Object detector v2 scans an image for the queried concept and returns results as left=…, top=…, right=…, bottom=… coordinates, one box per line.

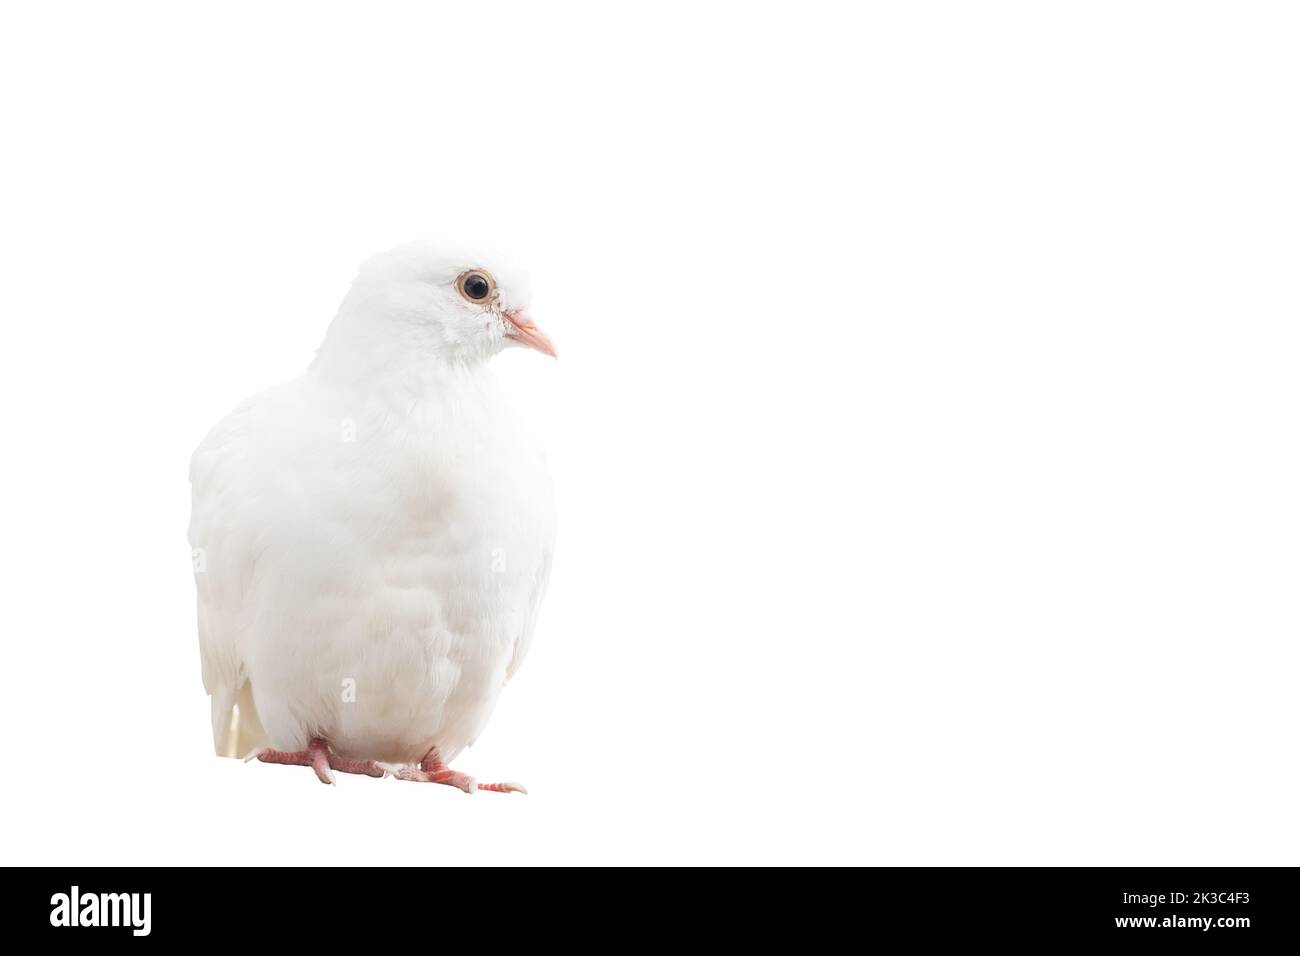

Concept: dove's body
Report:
left=188, top=242, right=556, bottom=782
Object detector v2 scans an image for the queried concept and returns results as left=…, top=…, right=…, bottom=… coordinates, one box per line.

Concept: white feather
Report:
left=188, top=241, right=555, bottom=764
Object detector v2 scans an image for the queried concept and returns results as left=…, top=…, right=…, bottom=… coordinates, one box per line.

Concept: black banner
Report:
left=6, top=867, right=1294, bottom=944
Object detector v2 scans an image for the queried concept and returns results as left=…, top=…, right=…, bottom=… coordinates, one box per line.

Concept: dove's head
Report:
left=314, top=240, right=556, bottom=380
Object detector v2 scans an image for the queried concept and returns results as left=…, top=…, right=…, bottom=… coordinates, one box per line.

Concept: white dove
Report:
left=188, top=241, right=556, bottom=793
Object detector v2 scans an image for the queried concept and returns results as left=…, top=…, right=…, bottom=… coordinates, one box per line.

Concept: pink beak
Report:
left=503, top=310, right=557, bottom=358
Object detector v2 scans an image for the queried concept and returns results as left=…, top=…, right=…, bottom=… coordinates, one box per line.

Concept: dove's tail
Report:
left=211, top=680, right=270, bottom=759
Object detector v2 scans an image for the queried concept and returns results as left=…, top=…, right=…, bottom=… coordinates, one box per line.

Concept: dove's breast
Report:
left=199, top=374, right=555, bottom=764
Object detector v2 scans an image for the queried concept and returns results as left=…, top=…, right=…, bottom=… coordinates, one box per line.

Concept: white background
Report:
left=1, top=2, right=1296, bottom=866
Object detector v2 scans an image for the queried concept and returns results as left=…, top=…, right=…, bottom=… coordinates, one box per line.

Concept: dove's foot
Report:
left=255, top=737, right=386, bottom=785
left=391, top=746, right=527, bottom=795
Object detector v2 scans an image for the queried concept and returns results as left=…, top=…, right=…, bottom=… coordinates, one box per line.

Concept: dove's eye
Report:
left=456, top=270, right=495, bottom=304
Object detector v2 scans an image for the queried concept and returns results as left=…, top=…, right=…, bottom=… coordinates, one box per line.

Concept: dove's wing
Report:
left=187, top=388, right=281, bottom=757
left=506, top=537, right=554, bottom=683
left=503, top=444, right=557, bottom=683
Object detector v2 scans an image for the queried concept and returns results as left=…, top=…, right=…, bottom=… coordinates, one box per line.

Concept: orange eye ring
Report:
left=456, top=269, right=496, bottom=304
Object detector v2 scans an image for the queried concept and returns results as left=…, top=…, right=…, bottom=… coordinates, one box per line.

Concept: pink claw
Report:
left=256, top=738, right=385, bottom=784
